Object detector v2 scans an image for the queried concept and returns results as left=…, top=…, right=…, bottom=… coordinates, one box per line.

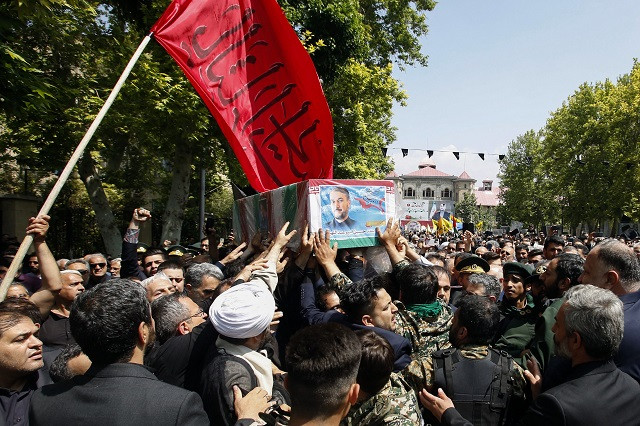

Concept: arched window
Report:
left=404, top=187, right=415, bottom=197
left=441, top=188, right=451, bottom=198
left=422, top=188, right=433, bottom=197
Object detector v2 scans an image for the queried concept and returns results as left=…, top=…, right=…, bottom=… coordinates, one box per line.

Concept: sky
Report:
left=388, top=0, right=640, bottom=184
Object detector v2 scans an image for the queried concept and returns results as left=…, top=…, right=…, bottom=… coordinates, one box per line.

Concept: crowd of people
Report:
left=2, top=208, right=640, bottom=425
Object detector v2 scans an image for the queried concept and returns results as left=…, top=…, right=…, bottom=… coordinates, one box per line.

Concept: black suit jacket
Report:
left=520, top=360, right=640, bottom=425
left=29, top=363, right=209, bottom=426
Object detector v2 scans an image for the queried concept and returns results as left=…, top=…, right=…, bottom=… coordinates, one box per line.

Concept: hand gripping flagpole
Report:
left=0, top=33, right=153, bottom=302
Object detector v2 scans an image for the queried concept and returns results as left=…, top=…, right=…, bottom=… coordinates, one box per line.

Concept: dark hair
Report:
left=481, top=251, right=501, bottom=262
left=49, top=344, right=84, bottom=383
left=396, top=264, right=438, bottom=305
left=151, top=293, right=190, bottom=344
left=338, top=276, right=386, bottom=323
left=595, top=240, right=640, bottom=291
left=0, top=298, right=41, bottom=329
left=158, top=260, right=184, bottom=272
left=554, top=253, right=584, bottom=287
left=425, top=253, right=444, bottom=264
left=573, top=242, right=589, bottom=256
left=528, top=248, right=543, bottom=258
left=0, top=298, right=39, bottom=335
left=355, top=329, right=393, bottom=395
left=431, top=264, right=451, bottom=280
left=544, top=235, right=565, bottom=249
left=70, top=279, right=152, bottom=365
left=143, top=248, right=167, bottom=263
left=515, top=244, right=528, bottom=252
left=316, top=285, right=339, bottom=311
left=457, top=295, right=500, bottom=345
left=286, top=323, right=361, bottom=419
left=330, top=186, right=350, bottom=199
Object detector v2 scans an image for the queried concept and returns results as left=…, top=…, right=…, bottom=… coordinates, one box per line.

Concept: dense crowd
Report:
left=2, top=208, right=640, bottom=425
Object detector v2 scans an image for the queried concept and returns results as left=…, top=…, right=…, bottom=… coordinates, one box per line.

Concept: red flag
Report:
left=151, top=0, right=334, bottom=192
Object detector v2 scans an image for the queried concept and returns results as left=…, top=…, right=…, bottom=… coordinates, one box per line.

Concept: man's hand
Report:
left=313, top=229, right=341, bottom=278
left=419, top=388, right=455, bottom=422
left=234, top=258, right=269, bottom=282
left=313, top=229, right=338, bottom=266
left=26, top=215, right=50, bottom=243
left=524, top=354, right=542, bottom=400
left=220, top=242, right=247, bottom=265
left=132, top=208, right=151, bottom=223
left=276, top=248, right=290, bottom=274
left=270, top=310, right=283, bottom=332
left=233, top=385, right=273, bottom=421
left=295, top=223, right=314, bottom=270
left=273, top=222, right=297, bottom=249
left=377, top=218, right=400, bottom=248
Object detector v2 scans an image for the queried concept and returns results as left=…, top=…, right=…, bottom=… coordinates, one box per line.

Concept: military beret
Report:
left=503, top=262, right=535, bottom=279
left=524, top=263, right=548, bottom=284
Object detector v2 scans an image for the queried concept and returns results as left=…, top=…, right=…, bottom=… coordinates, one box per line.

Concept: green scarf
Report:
left=406, top=301, right=442, bottom=319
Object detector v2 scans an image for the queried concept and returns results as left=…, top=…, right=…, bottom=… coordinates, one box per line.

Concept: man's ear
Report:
left=558, top=277, right=571, bottom=293
left=137, top=322, right=149, bottom=346
left=361, top=315, right=374, bottom=327
left=569, top=331, right=582, bottom=352
left=605, top=270, right=620, bottom=289
left=177, top=320, right=191, bottom=336
left=347, top=383, right=359, bottom=405
left=458, top=326, right=468, bottom=343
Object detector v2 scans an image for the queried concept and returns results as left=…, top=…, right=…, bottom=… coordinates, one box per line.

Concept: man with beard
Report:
left=29, top=279, right=208, bottom=425
left=325, top=187, right=357, bottom=230
left=520, top=285, right=640, bottom=424
left=420, top=285, right=640, bottom=426
left=529, top=254, right=583, bottom=371
left=403, top=295, right=527, bottom=425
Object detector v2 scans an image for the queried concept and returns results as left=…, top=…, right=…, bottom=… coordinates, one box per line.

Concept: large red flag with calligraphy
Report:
left=151, top=0, right=334, bottom=192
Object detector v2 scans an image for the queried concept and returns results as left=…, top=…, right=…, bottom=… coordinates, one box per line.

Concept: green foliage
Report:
left=499, top=61, right=640, bottom=232
left=1, top=0, right=437, bottom=250
left=455, top=192, right=479, bottom=223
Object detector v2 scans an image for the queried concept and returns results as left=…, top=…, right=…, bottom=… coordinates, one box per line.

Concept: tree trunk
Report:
left=78, top=154, right=122, bottom=256
left=161, top=141, right=194, bottom=244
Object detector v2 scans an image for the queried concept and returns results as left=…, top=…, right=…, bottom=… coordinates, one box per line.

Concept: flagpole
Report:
left=0, top=34, right=154, bottom=302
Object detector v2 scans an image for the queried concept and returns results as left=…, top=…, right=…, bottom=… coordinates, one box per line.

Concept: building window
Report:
left=404, top=187, right=415, bottom=197
left=422, top=188, right=433, bottom=197
left=441, top=188, right=451, bottom=198
left=464, top=184, right=467, bottom=189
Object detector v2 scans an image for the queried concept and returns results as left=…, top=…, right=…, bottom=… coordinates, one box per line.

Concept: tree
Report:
left=455, top=192, right=479, bottom=224
left=1, top=0, right=439, bottom=253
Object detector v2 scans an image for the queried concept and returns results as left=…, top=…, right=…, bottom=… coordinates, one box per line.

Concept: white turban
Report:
left=209, top=281, right=275, bottom=339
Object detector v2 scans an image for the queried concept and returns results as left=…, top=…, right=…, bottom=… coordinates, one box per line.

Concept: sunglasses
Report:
left=90, top=263, right=107, bottom=268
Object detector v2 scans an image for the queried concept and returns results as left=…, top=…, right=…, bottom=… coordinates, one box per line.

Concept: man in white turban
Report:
left=199, top=223, right=296, bottom=426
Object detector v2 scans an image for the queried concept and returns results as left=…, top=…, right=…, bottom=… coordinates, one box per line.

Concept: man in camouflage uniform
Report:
left=377, top=220, right=453, bottom=359
left=392, top=261, right=453, bottom=359
left=403, top=295, right=527, bottom=424
left=342, top=330, right=422, bottom=426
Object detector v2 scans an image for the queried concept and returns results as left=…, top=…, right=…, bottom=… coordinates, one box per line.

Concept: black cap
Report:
left=455, top=255, right=490, bottom=274
left=503, top=262, right=535, bottom=280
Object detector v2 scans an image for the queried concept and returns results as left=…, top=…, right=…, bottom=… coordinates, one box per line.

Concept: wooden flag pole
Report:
left=0, top=34, right=153, bottom=302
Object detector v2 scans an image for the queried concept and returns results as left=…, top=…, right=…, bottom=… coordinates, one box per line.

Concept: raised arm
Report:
left=27, top=215, right=62, bottom=320
left=121, top=208, right=151, bottom=279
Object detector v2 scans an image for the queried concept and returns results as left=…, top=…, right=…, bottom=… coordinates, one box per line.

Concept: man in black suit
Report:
left=29, top=279, right=209, bottom=426
left=326, top=187, right=356, bottom=230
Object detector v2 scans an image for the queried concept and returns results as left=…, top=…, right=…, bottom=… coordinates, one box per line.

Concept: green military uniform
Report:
left=394, top=300, right=453, bottom=360
left=401, top=344, right=527, bottom=399
left=528, top=296, right=564, bottom=372
left=493, top=294, right=537, bottom=367
left=342, top=372, right=422, bottom=426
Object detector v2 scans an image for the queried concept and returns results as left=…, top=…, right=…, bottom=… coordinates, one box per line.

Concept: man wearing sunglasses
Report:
left=86, top=253, right=109, bottom=289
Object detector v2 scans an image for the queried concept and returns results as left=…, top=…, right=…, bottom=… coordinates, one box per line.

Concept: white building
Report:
left=385, top=158, right=500, bottom=230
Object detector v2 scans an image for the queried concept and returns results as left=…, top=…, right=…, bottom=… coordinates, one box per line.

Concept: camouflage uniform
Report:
left=342, top=372, right=422, bottom=426
left=402, top=344, right=528, bottom=399
left=392, top=259, right=453, bottom=359
left=394, top=300, right=453, bottom=360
